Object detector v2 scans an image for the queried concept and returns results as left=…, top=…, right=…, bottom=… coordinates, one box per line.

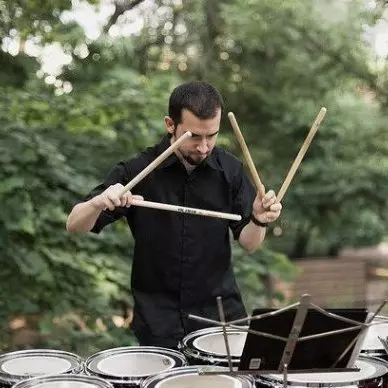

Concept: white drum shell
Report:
left=85, top=346, right=187, bottom=387
left=0, top=349, right=83, bottom=387
left=12, top=374, right=114, bottom=388
left=140, top=366, right=254, bottom=388
left=180, top=327, right=247, bottom=367
left=361, top=316, right=388, bottom=356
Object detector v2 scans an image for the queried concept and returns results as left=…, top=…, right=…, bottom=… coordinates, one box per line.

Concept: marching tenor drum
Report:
left=180, top=326, right=247, bottom=368
left=256, top=356, right=388, bottom=388
left=140, top=366, right=255, bottom=388
left=361, top=316, right=388, bottom=360
left=0, top=349, right=83, bottom=387
left=85, top=346, right=187, bottom=387
left=13, top=374, right=114, bottom=388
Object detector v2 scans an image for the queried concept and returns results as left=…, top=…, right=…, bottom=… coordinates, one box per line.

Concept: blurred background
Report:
left=1, top=0, right=388, bottom=357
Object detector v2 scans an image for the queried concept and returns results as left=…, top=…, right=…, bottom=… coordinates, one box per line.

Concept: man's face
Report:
left=165, top=108, right=221, bottom=166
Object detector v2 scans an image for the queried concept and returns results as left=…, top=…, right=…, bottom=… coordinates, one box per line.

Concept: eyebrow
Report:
left=190, top=130, right=219, bottom=138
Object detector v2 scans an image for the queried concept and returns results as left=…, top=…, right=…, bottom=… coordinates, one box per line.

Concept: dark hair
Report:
left=168, top=81, right=224, bottom=126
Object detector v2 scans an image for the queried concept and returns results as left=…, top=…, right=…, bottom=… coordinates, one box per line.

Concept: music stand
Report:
left=188, top=294, right=387, bottom=386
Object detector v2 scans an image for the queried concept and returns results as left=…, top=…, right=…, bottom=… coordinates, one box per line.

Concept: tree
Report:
left=126, top=0, right=388, bottom=257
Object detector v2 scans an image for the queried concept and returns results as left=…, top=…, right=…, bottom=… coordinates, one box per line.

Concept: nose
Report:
left=196, top=138, right=209, bottom=154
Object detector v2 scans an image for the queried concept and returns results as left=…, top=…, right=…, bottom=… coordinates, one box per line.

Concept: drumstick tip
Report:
left=227, top=112, right=235, bottom=119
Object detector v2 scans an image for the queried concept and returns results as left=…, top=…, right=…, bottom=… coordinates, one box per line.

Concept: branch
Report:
left=104, top=0, right=146, bottom=33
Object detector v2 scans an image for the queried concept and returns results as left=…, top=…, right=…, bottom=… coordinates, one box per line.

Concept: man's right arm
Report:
left=66, top=183, right=143, bottom=233
left=66, top=199, right=104, bottom=233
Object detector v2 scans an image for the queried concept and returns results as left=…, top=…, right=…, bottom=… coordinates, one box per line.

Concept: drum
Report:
left=140, top=366, right=255, bottom=388
left=256, top=356, right=388, bottom=388
left=13, top=374, right=114, bottom=388
left=0, top=349, right=83, bottom=387
left=85, top=346, right=187, bottom=387
left=362, top=316, right=388, bottom=360
left=180, top=327, right=247, bottom=368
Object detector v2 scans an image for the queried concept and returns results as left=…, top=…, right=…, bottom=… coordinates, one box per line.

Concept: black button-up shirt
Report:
left=86, top=135, right=256, bottom=347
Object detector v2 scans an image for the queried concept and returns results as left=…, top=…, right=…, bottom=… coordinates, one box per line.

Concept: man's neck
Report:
left=180, top=158, right=196, bottom=173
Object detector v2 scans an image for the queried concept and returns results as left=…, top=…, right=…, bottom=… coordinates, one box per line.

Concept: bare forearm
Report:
left=66, top=201, right=102, bottom=233
left=238, top=221, right=266, bottom=254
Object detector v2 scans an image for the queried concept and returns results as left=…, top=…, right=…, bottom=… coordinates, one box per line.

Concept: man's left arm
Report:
left=238, top=187, right=282, bottom=253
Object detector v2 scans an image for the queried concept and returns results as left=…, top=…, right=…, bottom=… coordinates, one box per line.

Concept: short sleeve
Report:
left=84, top=162, right=131, bottom=233
left=229, top=165, right=256, bottom=240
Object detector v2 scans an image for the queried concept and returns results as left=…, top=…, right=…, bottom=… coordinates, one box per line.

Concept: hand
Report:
left=90, top=183, right=144, bottom=211
left=252, top=185, right=282, bottom=224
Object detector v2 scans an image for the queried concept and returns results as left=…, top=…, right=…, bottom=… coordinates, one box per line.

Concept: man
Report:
left=66, top=81, right=282, bottom=349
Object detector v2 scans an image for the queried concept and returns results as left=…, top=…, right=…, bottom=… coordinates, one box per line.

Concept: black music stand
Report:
left=239, top=305, right=368, bottom=372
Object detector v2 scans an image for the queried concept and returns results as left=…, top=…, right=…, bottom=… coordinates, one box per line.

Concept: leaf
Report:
left=0, top=177, right=25, bottom=195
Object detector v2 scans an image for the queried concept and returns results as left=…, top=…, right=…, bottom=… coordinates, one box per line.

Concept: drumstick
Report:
left=130, top=199, right=242, bottom=221
left=228, top=112, right=265, bottom=198
left=119, top=131, right=192, bottom=196
left=277, top=107, right=327, bottom=203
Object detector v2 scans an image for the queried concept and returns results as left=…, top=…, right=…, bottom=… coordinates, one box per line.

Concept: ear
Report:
left=164, top=116, right=175, bottom=135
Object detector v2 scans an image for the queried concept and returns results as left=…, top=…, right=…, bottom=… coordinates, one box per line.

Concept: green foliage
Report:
left=0, top=0, right=98, bottom=40
left=0, top=71, right=179, bottom=353
left=232, top=243, right=299, bottom=312
left=0, top=94, right=135, bottom=353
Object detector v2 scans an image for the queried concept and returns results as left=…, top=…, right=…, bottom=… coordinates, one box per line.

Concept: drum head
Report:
left=141, top=366, right=254, bottom=388
left=13, top=374, right=114, bottom=388
left=181, top=327, right=247, bottom=365
left=85, top=346, right=186, bottom=385
left=0, top=349, right=83, bottom=385
left=361, top=316, right=388, bottom=353
left=261, top=357, right=388, bottom=387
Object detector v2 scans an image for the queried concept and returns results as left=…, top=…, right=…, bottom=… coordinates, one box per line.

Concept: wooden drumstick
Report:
left=130, top=199, right=242, bottom=221
left=119, top=131, right=192, bottom=196
left=277, top=107, right=327, bottom=203
left=228, top=112, right=265, bottom=198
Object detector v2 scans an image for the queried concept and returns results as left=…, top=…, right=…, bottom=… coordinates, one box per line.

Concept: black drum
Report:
left=0, top=349, right=83, bottom=387
left=140, top=366, right=255, bottom=388
left=13, top=374, right=114, bottom=388
left=256, top=356, right=388, bottom=388
left=85, top=346, right=187, bottom=387
left=180, top=327, right=247, bottom=368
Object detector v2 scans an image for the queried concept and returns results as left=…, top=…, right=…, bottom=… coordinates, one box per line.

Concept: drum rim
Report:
left=372, top=315, right=388, bottom=321
left=180, top=327, right=246, bottom=362
left=0, top=349, right=83, bottom=384
left=181, top=345, right=240, bottom=366
left=361, top=348, right=386, bottom=355
left=259, top=356, right=388, bottom=387
left=12, top=373, right=114, bottom=388
left=140, top=366, right=253, bottom=388
left=85, top=346, right=186, bottom=383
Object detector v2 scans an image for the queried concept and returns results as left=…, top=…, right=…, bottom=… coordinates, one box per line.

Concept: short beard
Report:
left=183, top=154, right=206, bottom=166
left=172, top=129, right=208, bottom=166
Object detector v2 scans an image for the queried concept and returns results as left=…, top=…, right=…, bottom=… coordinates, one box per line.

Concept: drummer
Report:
left=66, top=81, right=282, bottom=349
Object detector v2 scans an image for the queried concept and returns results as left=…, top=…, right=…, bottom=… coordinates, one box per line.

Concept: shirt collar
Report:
left=204, top=149, right=222, bottom=171
left=155, top=135, right=180, bottom=170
